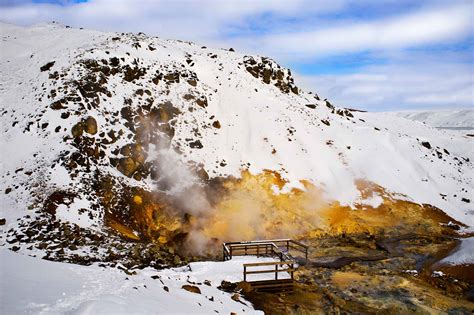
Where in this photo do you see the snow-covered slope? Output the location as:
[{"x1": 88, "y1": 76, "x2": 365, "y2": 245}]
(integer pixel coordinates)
[
  {"x1": 388, "y1": 109, "x2": 474, "y2": 128},
  {"x1": 0, "y1": 248, "x2": 264, "y2": 314},
  {"x1": 1, "y1": 22, "x2": 472, "y2": 230}
]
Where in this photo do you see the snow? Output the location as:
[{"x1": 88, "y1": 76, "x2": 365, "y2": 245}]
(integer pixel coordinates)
[
  {"x1": 56, "y1": 198, "x2": 98, "y2": 229},
  {"x1": 0, "y1": 249, "x2": 265, "y2": 314},
  {"x1": 439, "y1": 237, "x2": 474, "y2": 265},
  {"x1": 387, "y1": 109, "x2": 474, "y2": 128},
  {"x1": 184, "y1": 256, "x2": 291, "y2": 283}
]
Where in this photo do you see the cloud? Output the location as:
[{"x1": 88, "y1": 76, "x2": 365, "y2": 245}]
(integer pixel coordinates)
[
  {"x1": 246, "y1": 3, "x2": 473, "y2": 60},
  {"x1": 294, "y1": 61, "x2": 474, "y2": 111},
  {"x1": 1, "y1": 1, "x2": 471, "y2": 58},
  {"x1": 0, "y1": 0, "x2": 345, "y2": 43}
]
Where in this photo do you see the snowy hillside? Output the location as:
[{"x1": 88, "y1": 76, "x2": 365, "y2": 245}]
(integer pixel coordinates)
[
  {"x1": 1, "y1": 22, "x2": 472, "y2": 227},
  {"x1": 388, "y1": 109, "x2": 474, "y2": 128},
  {"x1": 1, "y1": 21, "x2": 473, "y2": 314}
]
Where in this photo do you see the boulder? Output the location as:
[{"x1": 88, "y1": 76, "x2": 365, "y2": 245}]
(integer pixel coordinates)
[
  {"x1": 84, "y1": 116, "x2": 98, "y2": 135},
  {"x1": 71, "y1": 122, "x2": 84, "y2": 138},
  {"x1": 182, "y1": 285, "x2": 201, "y2": 294},
  {"x1": 118, "y1": 157, "x2": 137, "y2": 177},
  {"x1": 212, "y1": 120, "x2": 221, "y2": 129}
]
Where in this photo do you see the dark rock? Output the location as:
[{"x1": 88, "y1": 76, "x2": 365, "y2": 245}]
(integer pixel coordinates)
[
  {"x1": 305, "y1": 104, "x2": 316, "y2": 109},
  {"x1": 212, "y1": 120, "x2": 221, "y2": 129},
  {"x1": 71, "y1": 122, "x2": 84, "y2": 138},
  {"x1": 421, "y1": 141, "x2": 431, "y2": 149},
  {"x1": 0, "y1": 218, "x2": 5, "y2": 225},
  {"x1": 117, "y1": 157, "x2": 138, "y2": 177},
  {"x1": 123, "y1": 65, "x2": 146, "y2": 82},
  {"x1": 189, "y1": 140, "x2": 203, "y2": 149},
  {"x1": 196, "y1": 96, "x2": 208, "y2": 108},
  {"x1": 84, "y1": 116, "x2": 98, "y2": 135},
  {"x1": 40, "y1": 61, "x2": 55, "y2": 72},
  {"x1": 109, "y1": 57, "x2": 120, "y2": 67},
  {"x1": 218, "y1": 280, "x2": 238, "y2": 293}
]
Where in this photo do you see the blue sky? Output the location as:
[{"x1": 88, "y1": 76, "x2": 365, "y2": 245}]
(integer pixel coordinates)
[{"x1": 0, "y1": 0, "x2": 472, "y2": 111}]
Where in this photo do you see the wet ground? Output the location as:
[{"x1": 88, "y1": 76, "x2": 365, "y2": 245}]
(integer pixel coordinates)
[{"x1": 242, "y1": 233, "x2": 474, "y2": 314}]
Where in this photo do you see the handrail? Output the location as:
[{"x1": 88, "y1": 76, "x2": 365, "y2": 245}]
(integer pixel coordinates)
[
  {"x1": 243, "y1": 260, "x2": 296, "y2": 282},
  {"x1": 243, "y1": 260, "x2": 295, "y2": 267},
  {"x1": 222, "y1": 239, "x2": 309, "y2": 262}
]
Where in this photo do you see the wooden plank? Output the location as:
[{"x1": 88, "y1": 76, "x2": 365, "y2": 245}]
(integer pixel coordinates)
[
  {"x1": 252, "y1": 285, "x2": 293, "y2": 290},
  {"x1": 244, "y1": 268, "x2": 297, "y2": 275},
  {"x1": 243, "y1": 260, "x2": 294, "y2": 267},
  {"x1": 290, "y1": 240, "x2": 308, "y2": 249},
  {"x1": 247, "y1": 279, "x2": 294, "y2": 285}
]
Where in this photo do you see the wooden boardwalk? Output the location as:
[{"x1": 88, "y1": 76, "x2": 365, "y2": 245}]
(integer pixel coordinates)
[{"x1": 222, "y1": 239, "x2": 309, "y2": 293}]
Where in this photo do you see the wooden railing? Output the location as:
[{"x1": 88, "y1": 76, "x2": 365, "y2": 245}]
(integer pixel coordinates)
[
  {"x1": 222, "y1": 239, "x2": 308, "y2": 293},
  {"x1": 243, "y1": 260, "x2": 296, "y2": 281},
  {"x1": 222, "y1": 239, "x2": 309, "y2": 262}
]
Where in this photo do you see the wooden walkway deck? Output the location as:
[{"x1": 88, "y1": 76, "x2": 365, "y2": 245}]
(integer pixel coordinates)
[{"x1": 222, "y1": 239, "x2": 309, "y2": 293}]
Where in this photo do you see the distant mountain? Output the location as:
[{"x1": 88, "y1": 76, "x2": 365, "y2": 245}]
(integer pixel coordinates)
[{"x1": 388, "y1": 109, "x2": 474, "y2": 128}]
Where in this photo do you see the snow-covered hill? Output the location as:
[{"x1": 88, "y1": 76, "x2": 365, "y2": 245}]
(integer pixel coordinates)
[
  {"x1": 388, "y1": 109, "x2": 474, "y2": 128},
  {"x1": 1, "y1": 22, "x2": 472, "y2": 226},
  {"x1": 1, "y1": 21, "x2": 473, "y2": 314}
]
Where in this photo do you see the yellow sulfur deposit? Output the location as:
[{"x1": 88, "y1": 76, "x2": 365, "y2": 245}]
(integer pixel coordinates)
[{"x1": 133, "y1": 195, "x2": 143, "y2": 205}]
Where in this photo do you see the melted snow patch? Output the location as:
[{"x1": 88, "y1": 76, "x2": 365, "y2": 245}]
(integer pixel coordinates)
[{"x1": 439, "y1": 237, "x2": 474, "y2": 265}]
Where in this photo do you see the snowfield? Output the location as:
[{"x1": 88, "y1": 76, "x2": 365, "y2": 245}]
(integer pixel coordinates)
[
  {"x1": 0, "y1": 249, "x2": 267, "y2": 314},
  {"x1": 388, "y1": 109, "x2": 474, "y2": 128}
]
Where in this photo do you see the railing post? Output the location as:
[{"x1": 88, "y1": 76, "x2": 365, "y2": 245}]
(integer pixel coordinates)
[
  {"x1": 244, "y1": 265, "x2": 247, "y2": 282},
  {"x1": 245, "y1": 245, "x2": 247, "y2": 256},
  {"x1": 230, "y1": 246, "x2": 233, "y2": 260},
  {"x1": 275, "y1": 264, "x2": 278, "y2": 280},
  {"x1": 257, "y1": 245, "x2": 259, "y2": 257},
  {"x1": 286, "y1": 240, "x2": 289, "y2": 252},
  {"x1": 291, "y1": 263, "x2": 294, "y2": 279}
]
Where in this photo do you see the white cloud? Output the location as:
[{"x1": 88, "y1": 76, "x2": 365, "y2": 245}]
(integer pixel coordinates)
[
  {"x1": 254, "y1": 3, "x2": 473, "y2": 60},
  {"x1": 0, "y1": 1, "x2": 471, "y2": 59},
  {"x1": 295, "y1": 62, "x2": 474, "y2": 111},
  {"x1": 0, "y1": 0, "x2": 345, "y2": 44}
]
